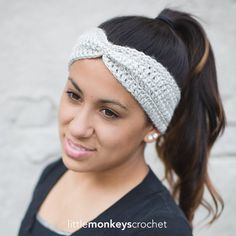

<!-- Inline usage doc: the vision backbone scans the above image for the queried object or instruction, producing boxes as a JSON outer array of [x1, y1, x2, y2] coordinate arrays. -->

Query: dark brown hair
[[98, 8, 226, 227]]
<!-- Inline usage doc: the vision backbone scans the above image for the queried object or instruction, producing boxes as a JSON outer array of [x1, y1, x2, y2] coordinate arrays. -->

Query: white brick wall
[[0, 0, 235, 235]]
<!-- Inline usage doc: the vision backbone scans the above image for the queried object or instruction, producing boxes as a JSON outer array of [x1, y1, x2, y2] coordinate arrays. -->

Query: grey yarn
[[68, 27, 181, 134]]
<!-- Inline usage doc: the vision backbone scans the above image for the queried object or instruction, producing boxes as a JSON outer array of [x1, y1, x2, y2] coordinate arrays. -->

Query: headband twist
[[68, 27, 181, 134]]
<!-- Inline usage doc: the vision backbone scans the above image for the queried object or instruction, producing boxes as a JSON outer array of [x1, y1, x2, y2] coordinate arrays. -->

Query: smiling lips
[[64, 138, 96, 159], [69, 138, 95, 151]]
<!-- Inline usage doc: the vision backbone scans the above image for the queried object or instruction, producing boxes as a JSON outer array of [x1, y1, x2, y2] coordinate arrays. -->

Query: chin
[[61, 154, 96, 173], [62, 154, 87, 172]]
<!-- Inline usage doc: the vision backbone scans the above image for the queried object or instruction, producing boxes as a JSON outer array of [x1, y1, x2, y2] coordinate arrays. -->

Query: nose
[[68, 106, 94, 138]]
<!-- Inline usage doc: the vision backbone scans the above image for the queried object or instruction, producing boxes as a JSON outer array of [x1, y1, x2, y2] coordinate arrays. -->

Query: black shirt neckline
[[30, 158, 164, 235]]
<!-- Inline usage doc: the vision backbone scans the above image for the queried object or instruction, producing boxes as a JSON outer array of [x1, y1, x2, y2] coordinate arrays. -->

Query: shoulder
[[130, 173, 193, 235], [132, 214, 193, 236], [18, 158, 64, 235], [33, 157, 63, 190]]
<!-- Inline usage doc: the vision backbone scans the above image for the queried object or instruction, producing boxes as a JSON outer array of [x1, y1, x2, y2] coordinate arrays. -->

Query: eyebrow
[[68, 77, 128, 111]]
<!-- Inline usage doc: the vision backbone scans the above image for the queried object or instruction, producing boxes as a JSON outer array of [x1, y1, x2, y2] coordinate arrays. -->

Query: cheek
[[58, 98, 75, 125], [58, 97, 77, 140], [96, 123, 143, 152]]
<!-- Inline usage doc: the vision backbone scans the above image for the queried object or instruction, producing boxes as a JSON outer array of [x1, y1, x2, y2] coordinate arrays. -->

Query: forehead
[[68, 58, 140, 109]]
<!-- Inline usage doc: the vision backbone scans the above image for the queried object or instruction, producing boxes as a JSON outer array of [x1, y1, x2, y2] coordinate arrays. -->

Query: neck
[[66, 155, 149, 192]]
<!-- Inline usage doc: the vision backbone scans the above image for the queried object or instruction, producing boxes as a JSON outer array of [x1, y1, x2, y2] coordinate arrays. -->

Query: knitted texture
[[68, 27, 181, 134]]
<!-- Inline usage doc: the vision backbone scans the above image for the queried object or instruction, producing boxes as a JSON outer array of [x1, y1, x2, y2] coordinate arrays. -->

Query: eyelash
[[65, 91, 119, 119]]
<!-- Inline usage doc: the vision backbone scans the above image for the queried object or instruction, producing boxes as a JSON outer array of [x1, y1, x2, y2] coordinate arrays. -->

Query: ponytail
[[155, 8, 226, 226], [98, 8, 226, 227]]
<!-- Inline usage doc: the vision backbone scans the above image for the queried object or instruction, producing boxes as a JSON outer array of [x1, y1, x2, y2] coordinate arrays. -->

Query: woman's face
[[58, 58, 156, 172]]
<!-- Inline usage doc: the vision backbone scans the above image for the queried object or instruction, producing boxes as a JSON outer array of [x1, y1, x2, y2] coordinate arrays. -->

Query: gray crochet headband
[[68, 27, 181, 134]]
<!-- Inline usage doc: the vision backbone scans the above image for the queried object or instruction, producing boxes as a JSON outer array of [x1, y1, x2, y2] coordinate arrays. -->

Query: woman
[[18, 7, 226, 236]]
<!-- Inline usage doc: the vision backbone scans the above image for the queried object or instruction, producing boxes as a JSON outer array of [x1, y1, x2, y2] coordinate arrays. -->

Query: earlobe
[[144, 119, 160, 143], [144, 131, 160, 143]]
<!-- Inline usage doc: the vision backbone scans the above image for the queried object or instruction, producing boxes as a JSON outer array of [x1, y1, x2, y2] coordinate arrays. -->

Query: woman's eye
[[66, 91, 119, 119], [102, 109, 119, 119], [66, 91, 81, 101]]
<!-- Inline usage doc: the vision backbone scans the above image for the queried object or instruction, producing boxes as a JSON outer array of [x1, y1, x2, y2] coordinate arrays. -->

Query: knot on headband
[[68, 27, 181, 134]]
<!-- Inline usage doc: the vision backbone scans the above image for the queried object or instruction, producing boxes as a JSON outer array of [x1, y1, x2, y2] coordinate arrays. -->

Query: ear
[[143, 126, 161, 143]]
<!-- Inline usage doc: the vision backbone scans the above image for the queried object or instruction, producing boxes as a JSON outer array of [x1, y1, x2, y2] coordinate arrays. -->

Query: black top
[[18, 158, 193, 236], [30, 215, 68, 236]]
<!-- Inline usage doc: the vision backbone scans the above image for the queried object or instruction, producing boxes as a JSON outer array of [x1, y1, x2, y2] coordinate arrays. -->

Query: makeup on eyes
[[65, 90, 120, 120], [67, 77, 129, 112]]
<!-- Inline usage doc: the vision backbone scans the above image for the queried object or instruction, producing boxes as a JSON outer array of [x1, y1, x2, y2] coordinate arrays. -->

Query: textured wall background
[[0, 0, 235, 235]]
